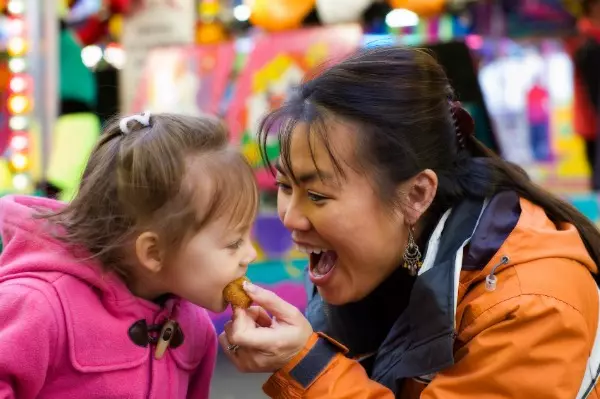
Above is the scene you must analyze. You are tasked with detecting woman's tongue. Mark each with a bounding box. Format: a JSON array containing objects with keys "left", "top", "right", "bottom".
[{"left": 311, "top": 250, "right": 338, "bottom": 277}]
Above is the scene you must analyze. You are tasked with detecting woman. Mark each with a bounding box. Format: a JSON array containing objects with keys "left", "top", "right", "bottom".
[{"left": 219, "top": 47, "right": 600, "bottom": 398}]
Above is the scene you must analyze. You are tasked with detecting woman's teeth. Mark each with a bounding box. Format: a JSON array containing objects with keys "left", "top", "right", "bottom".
[{"left": 296, "top": 245, "right": 328, "bottom": 254}]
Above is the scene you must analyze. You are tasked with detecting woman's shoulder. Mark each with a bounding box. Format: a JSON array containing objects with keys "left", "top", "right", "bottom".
[
  {"left": 513, "top": 256, "right": 598, "bottom": 313},
  {"left": 461, "top": 195, "right": 599, "bottom": 322},
  {"left": 458, "top": 258, "right": 598, "bottom": 340}
]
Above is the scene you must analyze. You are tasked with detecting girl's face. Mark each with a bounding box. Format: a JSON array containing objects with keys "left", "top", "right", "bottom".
[
  {"left": 275, "top": 121, "right": 436, "bottom": 305},
  {"left": 162, "top": 217, "right": 257, "bottom": 312},
  {"left": 133, "top": 167, "right": 257, "bottom": 312}
]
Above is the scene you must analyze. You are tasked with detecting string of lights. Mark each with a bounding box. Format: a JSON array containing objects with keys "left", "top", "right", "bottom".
[{"left": 6, "top": 0, "right": 32, "bottom": 192}]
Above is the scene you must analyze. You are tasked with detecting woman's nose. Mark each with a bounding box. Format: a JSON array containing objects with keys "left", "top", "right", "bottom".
[{"left": 280, "top": 200, "right": 311, "bottom": 232}]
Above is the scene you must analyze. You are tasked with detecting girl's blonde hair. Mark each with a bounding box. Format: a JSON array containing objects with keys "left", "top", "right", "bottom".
[{"left": 44, "top": 113, "right": 258, "bottom": 278}]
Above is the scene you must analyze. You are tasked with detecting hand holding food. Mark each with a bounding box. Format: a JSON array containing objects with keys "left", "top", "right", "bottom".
[{"left": 218, "top": 281, "right": 314, "bottom": 373}]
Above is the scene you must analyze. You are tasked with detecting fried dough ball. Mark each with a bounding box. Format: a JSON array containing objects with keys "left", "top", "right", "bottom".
[{"left": 223, "top": 276, "right": 252, "bottom": 309}]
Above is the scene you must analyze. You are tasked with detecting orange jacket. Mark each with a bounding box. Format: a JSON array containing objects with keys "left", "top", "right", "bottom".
[{"left": 263, "top": 194, "right": 600, "bottom": 398}]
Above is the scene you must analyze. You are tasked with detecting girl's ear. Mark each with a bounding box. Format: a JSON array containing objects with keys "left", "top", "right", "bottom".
[{"left": 135, "top": 232, "right": 163, "bottom": 273}]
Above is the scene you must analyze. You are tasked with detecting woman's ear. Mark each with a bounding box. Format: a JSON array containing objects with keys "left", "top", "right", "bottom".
[
  {"left": 135, "top": 231, "right": 163, "bottom": 273},
  {"left": 400, "top": 169, "right": 438, "bottom": 225}
]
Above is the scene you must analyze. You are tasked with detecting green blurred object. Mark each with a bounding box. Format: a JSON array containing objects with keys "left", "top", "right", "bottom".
[
  {"left": 59, "top": 29, "right": 97, "bottom": 108},
  {"left": 46, "top": 113, "right": 100, "bottom": 202}
]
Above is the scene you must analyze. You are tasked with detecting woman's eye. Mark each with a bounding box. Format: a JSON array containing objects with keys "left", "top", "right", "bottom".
[
  {"left": 308, "top": 192, "right": 328, "bottom": 203},
  {"left": 276, "top": 181, "right": 292, "bottom": 193},
  {"left": 228, "top": 239, "right": 244, "bottom": 250}
]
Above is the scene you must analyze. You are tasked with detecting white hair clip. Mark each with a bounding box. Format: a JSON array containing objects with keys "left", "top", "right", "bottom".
[{"left": 119, "top": 111, "right": 152, "bottom": 134}]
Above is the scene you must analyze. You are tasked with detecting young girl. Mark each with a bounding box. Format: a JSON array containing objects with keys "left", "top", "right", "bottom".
[{"left": 0, "top": 112, "right": 258, "bottom": 398}]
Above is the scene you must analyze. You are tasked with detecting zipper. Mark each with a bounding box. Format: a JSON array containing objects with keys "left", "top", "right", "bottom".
[{"left": 485, "top": 255, "right": 510, "bottom": 292}]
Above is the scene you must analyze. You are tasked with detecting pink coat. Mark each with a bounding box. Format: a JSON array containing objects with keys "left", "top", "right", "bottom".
[{"left": 0, "top": 195, "right": 217, "bottom": 398}]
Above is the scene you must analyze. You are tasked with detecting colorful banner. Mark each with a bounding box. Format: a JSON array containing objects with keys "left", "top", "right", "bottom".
[
  {"left": 131, "top": 43, "right": 235, "bottom": 116},
  {"left": 226, "top": 25, "right": 363, "bottom": 190}
]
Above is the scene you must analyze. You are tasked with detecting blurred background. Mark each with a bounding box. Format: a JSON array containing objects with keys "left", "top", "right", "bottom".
[{"left": 1, "top": 0, "right": 599, "bottom": 396}]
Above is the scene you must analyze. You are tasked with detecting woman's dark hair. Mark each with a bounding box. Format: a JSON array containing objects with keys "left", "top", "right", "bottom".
[{"left": 257, "top": 46, "right": 600, "bottom": 273}]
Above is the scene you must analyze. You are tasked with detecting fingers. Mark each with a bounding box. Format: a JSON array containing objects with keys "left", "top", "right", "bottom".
[
  {"left": 227, "top": 312, "right": 277, "bottom": 350},
  {"left": 244, "top": 306, "right": 272, "bottom": 327},
  {"left": 219, "top": 302, "right": 314, "bottom": 373},
  {"left": 218, "top": 328, "right": 231, "bottom": 351},
  {"left": 242, "top": 282, "right": 303, "bottom": 324},
  {"left": 218, "top": 328, "right": 238, "bottom": 360},
  {"left": 219, "top": 326, "right": 269, "bottom": 373},
  {"left": 231, "top": 307, "right": 257, "bottom": 331}
]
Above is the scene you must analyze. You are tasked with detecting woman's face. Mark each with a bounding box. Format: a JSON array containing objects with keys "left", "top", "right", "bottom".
[{"left": 276, "top": 121, "right": 436, "bottom": 305}]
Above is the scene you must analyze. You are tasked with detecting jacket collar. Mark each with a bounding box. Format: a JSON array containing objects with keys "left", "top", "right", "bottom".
[{"left": 371, "top": 196, "right": 489, "bottom": 387}]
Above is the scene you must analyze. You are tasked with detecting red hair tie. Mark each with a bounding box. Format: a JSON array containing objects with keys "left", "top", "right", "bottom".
[{"left": 449, "top": 101, "right": 475, "bottom": 149}]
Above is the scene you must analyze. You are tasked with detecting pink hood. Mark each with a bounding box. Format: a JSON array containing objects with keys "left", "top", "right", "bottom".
[
  {"left": 0, "top": 195, "right": 130, "bottom": 297},
  {"left": 0, "top": 195, "right": 217, "bottom": 399}
]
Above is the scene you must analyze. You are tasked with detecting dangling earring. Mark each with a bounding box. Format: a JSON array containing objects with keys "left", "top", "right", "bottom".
[{"left": 403, "top": 226, "right": 422, "bottom": 276}]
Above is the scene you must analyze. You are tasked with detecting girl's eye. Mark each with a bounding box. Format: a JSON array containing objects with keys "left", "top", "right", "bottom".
[
  {"left": 276, "top": 181, "right": 292, "bottom": 193},
  {"left": 308, "top": 192, "right": 328, "bottom": 203},
  {"left": 228, "top": 239, "right": 244, "bottom": 250}
]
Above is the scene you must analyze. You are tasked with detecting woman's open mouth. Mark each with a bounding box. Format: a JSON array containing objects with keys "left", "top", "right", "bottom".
[{"left": 297, "top": 245, "right": 338, "bottom": 285}]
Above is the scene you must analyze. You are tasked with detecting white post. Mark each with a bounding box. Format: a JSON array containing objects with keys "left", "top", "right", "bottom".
[{"left": 27, "top": 0, "right": 59, "bottom": 177}]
